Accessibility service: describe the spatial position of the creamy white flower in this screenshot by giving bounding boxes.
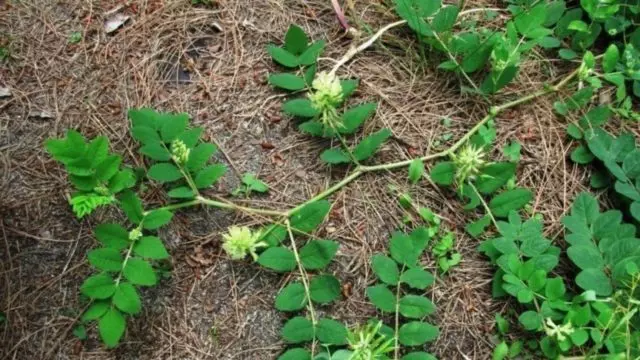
[544,318,574,342]
[221,226,267,260]
[308,71,343,110]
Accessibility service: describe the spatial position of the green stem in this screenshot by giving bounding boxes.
[393,265,405,360]
[469,182,498,229]
[139,67,581,222]
[285,220,318,355]
[197,196,286,217]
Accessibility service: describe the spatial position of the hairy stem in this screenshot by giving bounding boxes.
[139,36,581,224]
[393,266,405,360]
[469,182,498,229]
[285,220,318,355]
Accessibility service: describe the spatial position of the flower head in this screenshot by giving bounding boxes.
[129,228,143,241]
[171,139,190,165]
[346,321,395,360]
[69,193,115,218]
[308,72,344,130]
[544,318,574,342]
[221,226,267,260]
[451,144,486,185]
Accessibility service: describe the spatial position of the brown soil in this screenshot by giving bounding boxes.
[0,0,598,359]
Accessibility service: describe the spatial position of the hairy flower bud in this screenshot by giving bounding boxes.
[129,228,143,241]
[221,226,267,261]
[451,145,486,185]
[544,318,574,342]
[171,139,190,165]
[308,72,344,129]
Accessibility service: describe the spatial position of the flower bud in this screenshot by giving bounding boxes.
[171,139,190,165]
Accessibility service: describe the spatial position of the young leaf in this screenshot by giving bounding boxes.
[99,308,126,348]
[298,40,326,65]
[402,353,437,360]
[159,113,189,143]
[278,348,311,360]
[139,143,171,161]
[518,311,542,330]
[309,274,341,304]
[353,128,392,161]
[299,240,339,270]
[366,284,396,312]
[576,268,612,296]
[177,127,203,148]
[371,254,400,285]
[95,155,122,181]
[399,295,436,318]
[87,248,123,272]
[129,108,160,130]
[315,318,348,345]
[194,164,227,188]
[80,273,117,299]
[398,322,439,346]
[340,102,377,134]
[242,173,269,193]
[268,73,306,91]
[123,258,157,286]
[267,45,299,67]
[430,161,455,185]
[133,236,169,259]
[113,282,142,314]
[275,282,307,311]
[95,223,129,250]
[475,162,516,194]
[432,5,459,32]
[260,225,287,247]
[321,149,351,164]
[143,209,173,230]
[289,200,330,232]
[466,215,492,237]
[408,159,425,184]
[390,233,418,266]
[186,143,217,171]
[131,126,161,145]
[148,163,183,183]
[81,301,110,322]
[400,268,435,290]
[167,187,194,198]
[282,316,314,343]
[602,44,620,73]
[489,188,533,217]
[340,79,359,99]
[284,24,308,55]
[258,247,297,272]
[119,190,144,224]
[282,99,320,117]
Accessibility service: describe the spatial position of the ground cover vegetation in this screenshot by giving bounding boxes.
[39,0,640,358]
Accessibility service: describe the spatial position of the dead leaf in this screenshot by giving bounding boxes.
[104,14,130,34]
[28,110,54,119]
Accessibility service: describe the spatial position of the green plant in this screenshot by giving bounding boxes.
[476,190,640,359]
[45,15,606,356]
[366,227,439,360]
[68,31,82,44]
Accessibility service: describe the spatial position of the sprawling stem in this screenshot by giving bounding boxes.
[285,220,318,355]
[469,182,498,229]
[134,31,581,228]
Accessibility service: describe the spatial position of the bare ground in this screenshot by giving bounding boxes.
[0,0,603,359]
